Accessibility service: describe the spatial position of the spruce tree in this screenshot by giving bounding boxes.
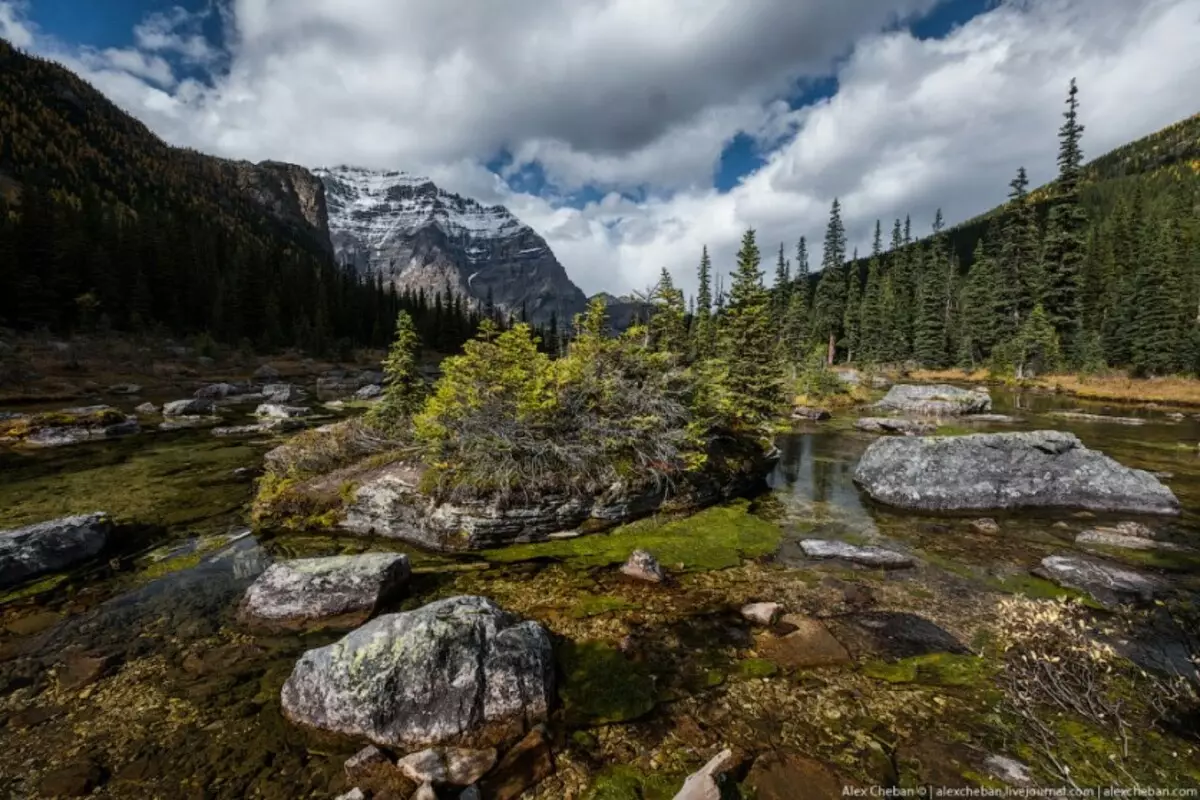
[693,245,715,357]
[772,242,791,324]
[812,199,848,364]
[719,228,783,426]
[858,221,885,364]
[1131,221,1183,375]
[843,249,862,363]
[1041,78,1088,356]
[648,267,687,355]
[791,237,811,321]
[369,310,424,432]
[913,243,947,368]
[960,237,999,364]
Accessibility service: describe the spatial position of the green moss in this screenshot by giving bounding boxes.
[862,653,993,687]
[0,406,126,439]
[570,594,642,619]
[0,573,69,605]
[1085,544,1200,572]
[933,424,974,436]
[987,573,1104,609]
[584,766,681,800]
[250,472,345,532]
[481,500,782,572]
[558,640,657,725]
[735,658,780,679]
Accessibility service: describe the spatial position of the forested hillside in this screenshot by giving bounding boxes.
[739,83,1200,377]
[0,40,493,355]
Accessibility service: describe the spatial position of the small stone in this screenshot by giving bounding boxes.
[479,725,553,800]
[983,754,1033,787]
[673,749,735,800]
[756,615,851,669]
[255,403,311,419]
[970,518,1000,534]
[194,382,242,399]
[398,746,497,787]
[57,650,117,691]
[412,784,437,800]
[162,398,215,416]
[134,402,158,415]
[798,540,913,569]
[39,760,105,797]
[335,790,366,800]
[741,602,783,626]
[345,744,391,782]
[1076,529,1182,552]
[621,549,666,583]
[792,407,831,421]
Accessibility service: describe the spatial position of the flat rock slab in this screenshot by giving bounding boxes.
[255,403,312,419]
[281,596,554,750]
[1075,529,1186,552]
[962,414,1020,423]
[398,747,497,787]
[238,553,410,630]
[162,398,216,416]
[1036,554,1166,608]
[854,430,1180,515]
[828,611,967,660]
[1050,411,1146,425]
[799,539,914,569]
[874,384,991,416]
[855,417,936,436]
[744,751,856,800]
[756,615,851,669]
[0,513,111,589]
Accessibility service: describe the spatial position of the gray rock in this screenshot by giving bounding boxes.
[673,749,735,800]
[134,402,158,415]
[281,596,554,750]
[345,745,391,782]
[1112,521,1157,539]
[983,755,1032,787]
[238,553,411,630]
[970,518,1001,534]
[212,419,304,437]
[355,384,383,400]
[741,602,783,626]
[854,431,1180,515]
[159,415,220,430]
[855,417,936,436]
[108,383,141,395]
[459,787,482,800]
[397,747,497,787]
[261,383,303,403]
[412,784,437,800]
[163,398,216,416]
[255,403,311,419]
[1036,554,1166,607]
[1050,411,1146,426]
[874,384,991,416]
[0,513,111,589]
[621,549,666,582]
[195,382,244,399]
[792,407,831,421]
[254,364,282,381]
[798,539,913,569]
[1075,528,1186,552]
[335,790,366,800]
[22,417,140,448]
[962,414,1020,423]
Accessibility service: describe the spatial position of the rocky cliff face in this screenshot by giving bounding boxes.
[314,166,587,325]
[230,160,333,255]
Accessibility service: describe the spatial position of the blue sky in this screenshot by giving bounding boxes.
[4,0,1198,297]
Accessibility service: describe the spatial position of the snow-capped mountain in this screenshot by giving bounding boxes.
[313,166,587,325]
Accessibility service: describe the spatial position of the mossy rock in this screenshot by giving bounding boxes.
[735,658,780,679]
[482,500,782,573]
[0,573,69,605]
[862,653,993,687]
[987,573,1105,610]
[558,640,657,725]
[584,765,682,800]
[570,594,642,619]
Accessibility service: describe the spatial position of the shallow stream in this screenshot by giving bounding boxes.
[1,387,1198,798]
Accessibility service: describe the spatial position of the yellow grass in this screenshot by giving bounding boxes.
[907,367,1200,407]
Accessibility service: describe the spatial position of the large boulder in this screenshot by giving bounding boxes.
[281,596,554,750]
[0,405,137,448]
[854,431,1180,515]
[874,384,991,416]
[0,513,111,589]
[261,383,303,403]
[854,417,936,436]
[194,382,244,399]
[237,553,411,630]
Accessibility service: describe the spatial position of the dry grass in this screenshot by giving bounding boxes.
[907,367,1200,407]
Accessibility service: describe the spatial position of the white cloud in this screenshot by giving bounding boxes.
[0,0,33,47]
[3,0,1199,301]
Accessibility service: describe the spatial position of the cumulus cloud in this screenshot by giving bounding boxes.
[3,0,1199,299]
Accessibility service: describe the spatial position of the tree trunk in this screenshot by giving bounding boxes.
[827,332,836,366]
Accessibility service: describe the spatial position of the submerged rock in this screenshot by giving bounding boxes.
[0,513,111,589]
[194,382,244,399]
[854,417,936,436]
[255,403,311,419]
[261,383,303,403]
[756,615,851,669]
[212,419,305,437]
[158,415,220,431]
[254,364,282,381]
[0,405,138,448]
[23,417,139,448]
[962,413,1020,423]
[162,398,216,416]
[1075,528,1185,552]
[1035,554,1166,607]
[1050,411,1146,426]
[107,383,141,395]
[621,549,666,583]
[799,539,913,569]
[874,384,991,416]
[238,553,411,630]
[281,596,554,750]
[397,747,497,787]
[854,430,1180,515]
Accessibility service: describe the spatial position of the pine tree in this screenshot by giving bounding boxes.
[369,310,424,432]
[959,237,999,365]
[648,267,687,355]
[913,243,947,367]
[719,228,783,426]
[772,242,792,325]
[1131,221,1183,375]
[858,221,885,364]
[843,249,862,363]
[790,237,811,326]
[1041,78,1088,356]
[692,245,715,357]
[812,199,848,364]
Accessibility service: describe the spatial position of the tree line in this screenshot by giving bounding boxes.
[679,80,1200,378]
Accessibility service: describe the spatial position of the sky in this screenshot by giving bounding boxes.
[3,0,1200,298]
